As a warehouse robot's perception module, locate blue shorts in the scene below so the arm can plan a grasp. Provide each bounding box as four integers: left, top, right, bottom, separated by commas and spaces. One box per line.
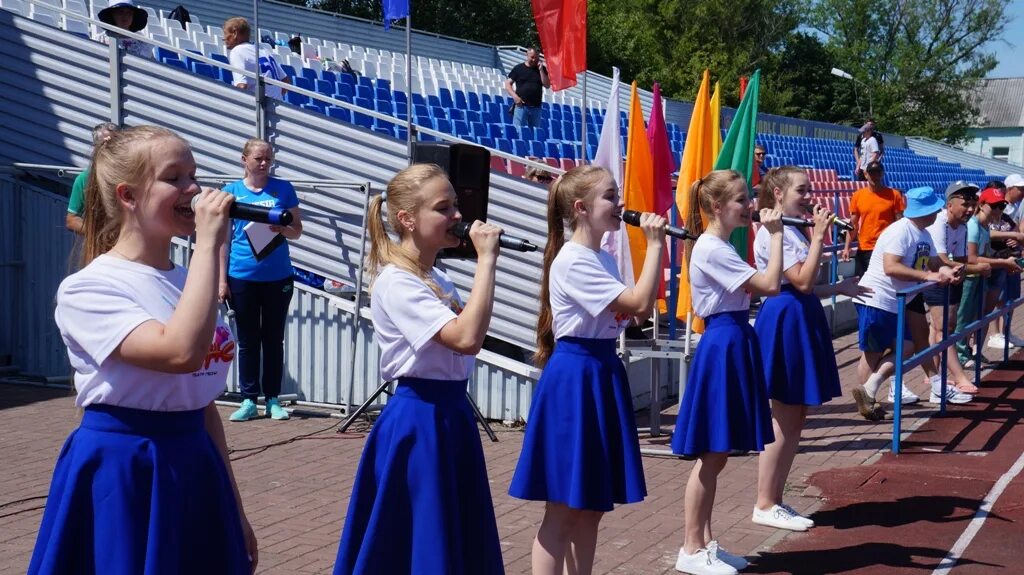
1002, 273, 1021, 301
923, 283, 964, 307
989, 269, 1007, 293
856, 304, 912, 353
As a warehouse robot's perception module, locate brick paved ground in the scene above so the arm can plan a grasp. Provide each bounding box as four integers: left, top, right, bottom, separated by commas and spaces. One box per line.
4, 313, 1023, 574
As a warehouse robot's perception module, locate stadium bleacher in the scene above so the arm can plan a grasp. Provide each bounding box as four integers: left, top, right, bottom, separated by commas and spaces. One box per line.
1, 0, 1005, 224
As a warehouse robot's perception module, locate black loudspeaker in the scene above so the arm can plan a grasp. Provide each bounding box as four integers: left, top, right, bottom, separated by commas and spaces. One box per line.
411, 142, 491, 259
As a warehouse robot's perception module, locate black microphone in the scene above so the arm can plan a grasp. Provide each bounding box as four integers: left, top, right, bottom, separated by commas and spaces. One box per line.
804, 204, 854, 232
191, 194, 293, 226
622, 210, 698, 240
451, 221, 538, 252
751, 212, 812, 228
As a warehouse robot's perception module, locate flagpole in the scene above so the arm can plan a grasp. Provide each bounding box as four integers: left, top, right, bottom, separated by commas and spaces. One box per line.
668, 203, 679, 339
581, 71, 588, 163
405, 12, 413, 162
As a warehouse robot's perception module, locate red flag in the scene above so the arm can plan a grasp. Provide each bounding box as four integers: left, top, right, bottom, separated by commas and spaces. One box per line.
531, 0, 587, 91
646, 83, 676, 215
739, 76, 748, 99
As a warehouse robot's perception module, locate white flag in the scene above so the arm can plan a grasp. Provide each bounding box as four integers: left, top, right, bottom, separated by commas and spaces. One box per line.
594, 68, 635, 288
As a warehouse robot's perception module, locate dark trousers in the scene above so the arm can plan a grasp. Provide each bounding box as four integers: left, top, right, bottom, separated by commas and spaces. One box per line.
227, 276, 294, 400
855, 249, 873, 276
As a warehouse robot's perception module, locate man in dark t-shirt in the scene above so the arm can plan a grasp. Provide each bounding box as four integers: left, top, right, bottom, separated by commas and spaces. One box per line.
504, 48, 550, 130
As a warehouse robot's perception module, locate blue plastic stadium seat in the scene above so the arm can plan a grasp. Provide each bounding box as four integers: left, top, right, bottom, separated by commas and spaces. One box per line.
164, 58, 188, 71
285, 91, 309, 106
303, 100, 326, 113
327, 106, 351, 122
393, 91, 408, 106
427, 95, 442, 109
314, 79, 332, 94
430, 106, 448, 120
471, 122, 488, 139
155, 47, 178, 62
549, 123, 563, 140
497, 139, 513, 154
294, 76, 313, 91
479, 137, 495, 149
449, 109, 465, 122
519, 127, 533, 141
355, 96, 373, 110
353, 112, 373, 129
413, 104, 429, 118
560, 143, 575, 159
190, 62, 218, 80
467, 92, 481, 111
465, 110, 481, 124
376, 78, 391, 91
488, 124, 503, 139
338, 72, 356, 86
454, 90, 468, 110
375, 87, 391, 103
513, 140, 529, 156
335, 83, 354, 99
529, 141, 545, 156
453, 120, 471, 138
357, 76, 373, 89
374, 126, 394, 138
435, 119, 452, 133
504, 125, 519, 140
356, 85, 373, 101
301, 68, 318, 82
320, 70, 336, 84
377, 100, 394, 115
210, 53, 229, 65
439, 88, 454, 108
545, 142, 560, 158
534, 127, 548, 142
412, 93, 427, 107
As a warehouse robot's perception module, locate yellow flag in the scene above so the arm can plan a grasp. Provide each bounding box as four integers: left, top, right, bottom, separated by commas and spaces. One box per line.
623, 81, 655, 284
674, 71, 715, 332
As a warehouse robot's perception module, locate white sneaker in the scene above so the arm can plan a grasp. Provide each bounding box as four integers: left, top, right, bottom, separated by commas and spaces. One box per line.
778, 502, 815, 528
928, 384, 973, 405
986, 334, 1014, 349
675, 547, 738, 575
708, 541, 748, 571
752, 504, 810, 531
886, 378, 920, 405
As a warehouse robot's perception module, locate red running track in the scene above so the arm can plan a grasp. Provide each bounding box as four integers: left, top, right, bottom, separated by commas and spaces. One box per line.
744, 358, 1024, 575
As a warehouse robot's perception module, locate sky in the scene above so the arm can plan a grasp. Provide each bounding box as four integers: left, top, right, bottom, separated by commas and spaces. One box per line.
990, 0, 1024, 78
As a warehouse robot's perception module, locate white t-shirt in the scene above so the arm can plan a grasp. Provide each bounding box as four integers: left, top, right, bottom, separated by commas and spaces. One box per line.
549, 242, 630, 340
228, 43, 288, 100
754, 225, 810, 284
855, 218, 936, 312
860, 136, 880, 170
55, 255, 234, 411
371, 265, 473, 382
689, 234, 756, 318
925, 209, 967, 259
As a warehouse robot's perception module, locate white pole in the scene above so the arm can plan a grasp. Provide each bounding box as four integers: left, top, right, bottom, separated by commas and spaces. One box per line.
405, 13, 413, 162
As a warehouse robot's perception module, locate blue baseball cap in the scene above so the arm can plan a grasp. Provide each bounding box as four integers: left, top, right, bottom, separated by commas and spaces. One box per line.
904, 186, 945, 218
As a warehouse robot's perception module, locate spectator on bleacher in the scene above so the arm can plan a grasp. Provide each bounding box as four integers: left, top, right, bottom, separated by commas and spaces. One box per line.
854, 123, 881, 181
66, 122, 119, 234
753, 144, 768, 186
921, 182, 982, 398
850, 187, 959, 421
221, 139, 303, 423
954, 185, 1022, 366
505, 48, 549, 130
524, 165, 555, 185
984, 179, 1024, 349
222, 17, 291, 101
853, 119, 884, 174
842, 160, 904, 275
95, 0, 153, 60
287, 36, 302, 55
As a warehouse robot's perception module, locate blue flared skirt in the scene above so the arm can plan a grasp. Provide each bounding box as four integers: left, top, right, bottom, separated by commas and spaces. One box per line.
28, 404, 250, 575
508, 337, 647, 512
753, 285, 843, 406
334, 378, 503, 575
672, 311, 775, 458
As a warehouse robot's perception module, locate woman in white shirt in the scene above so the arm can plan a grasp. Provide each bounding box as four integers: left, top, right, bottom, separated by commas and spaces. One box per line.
671, 169, 784, 575
751, 167, 867, 533
509, 166, 666, 575
334, 164, 505, 575
29, 126, 256, 574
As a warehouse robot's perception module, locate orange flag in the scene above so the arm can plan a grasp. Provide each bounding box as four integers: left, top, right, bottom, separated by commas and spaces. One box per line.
623, 81, 661, 295
674, 70, 715, 331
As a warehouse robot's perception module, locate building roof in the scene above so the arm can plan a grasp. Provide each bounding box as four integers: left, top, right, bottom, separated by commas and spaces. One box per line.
975, 78, 1024, 128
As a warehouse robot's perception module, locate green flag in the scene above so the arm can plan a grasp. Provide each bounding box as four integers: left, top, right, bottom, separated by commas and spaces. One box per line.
713, 70, 760, 260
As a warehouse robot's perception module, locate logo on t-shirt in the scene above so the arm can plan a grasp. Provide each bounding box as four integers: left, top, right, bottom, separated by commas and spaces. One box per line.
913, 242, 931, 271
198, 325, 236, 373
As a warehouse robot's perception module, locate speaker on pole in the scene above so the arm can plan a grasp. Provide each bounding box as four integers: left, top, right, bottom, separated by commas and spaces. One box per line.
411, 142, 492, 259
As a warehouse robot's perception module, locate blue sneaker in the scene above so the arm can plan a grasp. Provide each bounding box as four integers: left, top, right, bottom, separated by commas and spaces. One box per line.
229, 399, 258, 422
266, 397, 290, 420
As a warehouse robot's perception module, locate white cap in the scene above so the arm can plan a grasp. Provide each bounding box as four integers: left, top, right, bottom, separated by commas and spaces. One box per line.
1004, 174, 1024, 189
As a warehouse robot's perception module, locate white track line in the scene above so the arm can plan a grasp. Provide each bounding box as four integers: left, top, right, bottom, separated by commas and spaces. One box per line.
931, 448, 1024, 575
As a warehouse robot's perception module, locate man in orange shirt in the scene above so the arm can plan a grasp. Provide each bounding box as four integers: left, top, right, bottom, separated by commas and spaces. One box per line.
841, 161, 905, 275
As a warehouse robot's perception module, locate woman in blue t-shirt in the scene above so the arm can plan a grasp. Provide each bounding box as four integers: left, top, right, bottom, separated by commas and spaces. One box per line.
220, 139, 303, 422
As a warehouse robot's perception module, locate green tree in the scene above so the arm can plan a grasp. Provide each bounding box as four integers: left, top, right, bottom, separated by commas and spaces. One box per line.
283, 0, 537, 47
806, 0, 1008, 143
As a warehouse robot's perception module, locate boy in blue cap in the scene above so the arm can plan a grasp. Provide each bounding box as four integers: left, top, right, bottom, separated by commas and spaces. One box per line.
851, 186, 961, 420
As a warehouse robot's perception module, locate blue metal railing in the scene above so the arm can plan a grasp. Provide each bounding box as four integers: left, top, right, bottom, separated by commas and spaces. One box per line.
891, 275, 1024, 453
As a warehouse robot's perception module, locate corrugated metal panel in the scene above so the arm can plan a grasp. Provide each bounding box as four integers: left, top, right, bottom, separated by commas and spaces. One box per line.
141, 0, 497, 68
0, 11, 109, 166
906, 136, 1015, 178
0, 176, 75, 376
975, 78, 1024, 129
